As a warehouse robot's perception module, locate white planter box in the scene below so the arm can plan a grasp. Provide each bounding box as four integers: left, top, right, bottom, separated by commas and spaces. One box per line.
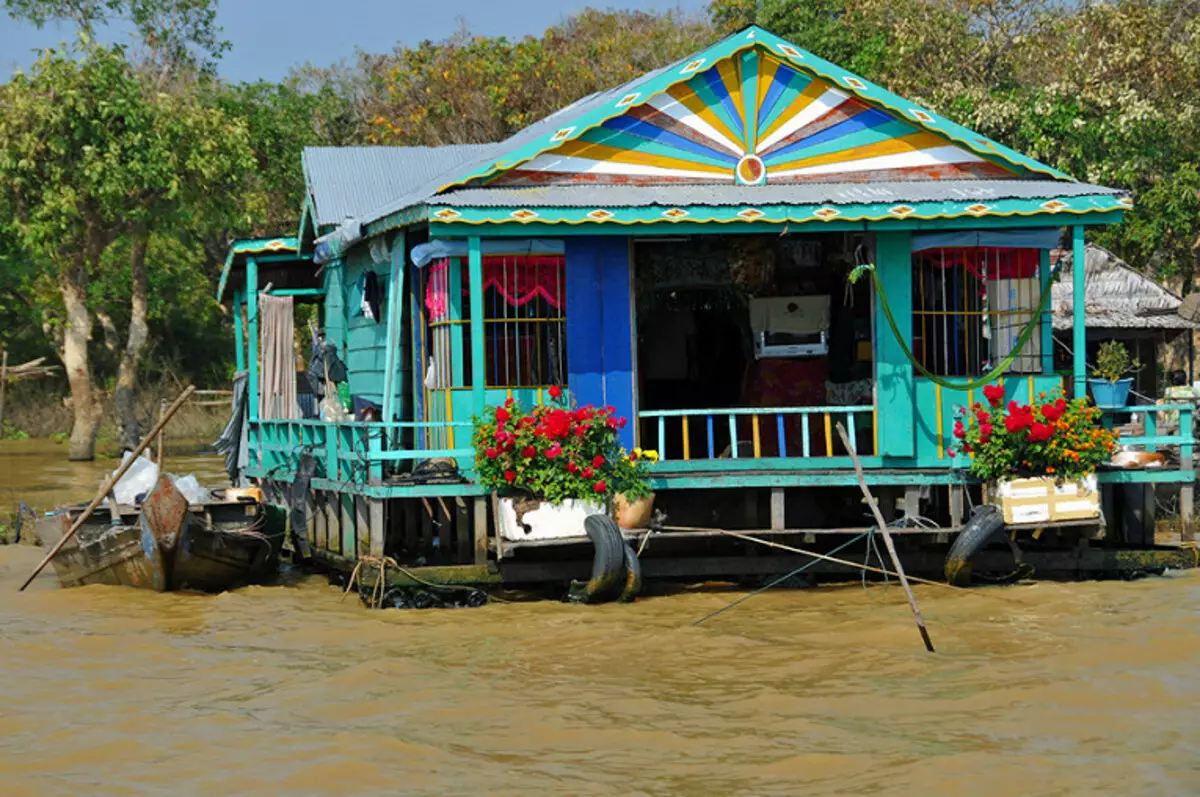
994, 474, 1100, 525
496, 497, 606, 542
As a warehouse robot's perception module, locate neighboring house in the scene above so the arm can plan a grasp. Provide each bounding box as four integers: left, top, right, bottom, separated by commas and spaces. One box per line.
1051, 244, 1200, 398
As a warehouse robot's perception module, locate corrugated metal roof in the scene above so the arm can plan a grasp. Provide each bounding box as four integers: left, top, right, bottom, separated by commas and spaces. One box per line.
1052, 244, 1199, 330
430, 180, 1126, 208
303, 145, 494, 227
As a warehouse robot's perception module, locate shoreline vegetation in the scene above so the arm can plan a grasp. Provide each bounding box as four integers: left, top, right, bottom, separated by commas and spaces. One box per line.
1, 379, 228, 452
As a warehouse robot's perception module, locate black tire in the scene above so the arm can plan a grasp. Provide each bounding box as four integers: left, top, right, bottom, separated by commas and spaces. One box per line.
566, 514, 627, 604
410, 589, 443, 609
618, 543, 643, 603
944, 505, 1006, 586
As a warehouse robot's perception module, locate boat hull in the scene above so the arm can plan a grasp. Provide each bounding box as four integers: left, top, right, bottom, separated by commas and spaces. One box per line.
173, 514, 278, 592
40, 488, 280, 593
38, 511, 171, 591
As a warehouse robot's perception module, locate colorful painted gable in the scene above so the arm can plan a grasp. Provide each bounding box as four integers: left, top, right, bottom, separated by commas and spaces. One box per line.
483, 47, 1019, 188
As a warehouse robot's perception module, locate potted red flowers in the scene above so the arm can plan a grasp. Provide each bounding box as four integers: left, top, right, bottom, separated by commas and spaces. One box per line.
472, 387, 636, 541
952, 385, 1118, 524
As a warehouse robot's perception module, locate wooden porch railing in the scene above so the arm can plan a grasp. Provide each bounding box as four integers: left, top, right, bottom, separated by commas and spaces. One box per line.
638, 406, 877, 462
247, 419, 474, 485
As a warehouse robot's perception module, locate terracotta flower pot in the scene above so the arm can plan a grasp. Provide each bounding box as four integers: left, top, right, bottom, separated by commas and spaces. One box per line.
613, 492, 655, 530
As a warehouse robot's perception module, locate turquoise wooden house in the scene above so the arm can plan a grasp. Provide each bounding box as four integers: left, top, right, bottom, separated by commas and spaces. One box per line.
219, 26, 1194, 586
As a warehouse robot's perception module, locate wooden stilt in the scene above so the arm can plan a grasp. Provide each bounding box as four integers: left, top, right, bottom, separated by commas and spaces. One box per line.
369, 497, 385, 558
355, 497, 370, 558
473, 497, 489, 565
837, 422, 936, 653
770, 488, 785, 531
946, 485, 963, 544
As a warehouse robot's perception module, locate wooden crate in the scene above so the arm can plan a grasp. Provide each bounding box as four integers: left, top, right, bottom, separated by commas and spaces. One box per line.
993, 474, 1100, 525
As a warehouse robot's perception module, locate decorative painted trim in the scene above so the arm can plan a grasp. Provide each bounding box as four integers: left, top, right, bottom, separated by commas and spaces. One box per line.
232, 237, 297, 255
426, 194, 1128, 228
429, 25, 1073, 197
218, 237, 301, 301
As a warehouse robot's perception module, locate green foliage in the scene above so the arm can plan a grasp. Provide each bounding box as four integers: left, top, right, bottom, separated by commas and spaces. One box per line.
1, 422, 30, 440
4, 0, 229, 70
1092, 341, 1141, 384
373, 9, 715, 145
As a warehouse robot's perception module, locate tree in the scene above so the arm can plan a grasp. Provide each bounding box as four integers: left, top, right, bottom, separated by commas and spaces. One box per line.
0, 42, 253, 458
3, 0, 229, 72
372, 9, 717, 145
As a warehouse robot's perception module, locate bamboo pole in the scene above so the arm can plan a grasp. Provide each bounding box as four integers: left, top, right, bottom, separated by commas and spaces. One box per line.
156, 399, 167, 466
18, 385, 197, 592
836, 421, 936, 653
0, 349, 7, 430
712, 528, 1023, 605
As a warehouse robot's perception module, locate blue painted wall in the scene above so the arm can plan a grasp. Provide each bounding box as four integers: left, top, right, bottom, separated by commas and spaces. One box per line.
565, 237, 636, 449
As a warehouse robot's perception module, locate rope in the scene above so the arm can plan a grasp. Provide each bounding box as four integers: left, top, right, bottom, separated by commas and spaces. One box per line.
849, 263, 1054, 390
341, 554, 507, 607
691, 532, 868, 626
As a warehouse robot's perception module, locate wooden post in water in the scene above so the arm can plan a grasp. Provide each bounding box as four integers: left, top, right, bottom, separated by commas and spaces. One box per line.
836, 422, 936, 653
18, 386, 196, 592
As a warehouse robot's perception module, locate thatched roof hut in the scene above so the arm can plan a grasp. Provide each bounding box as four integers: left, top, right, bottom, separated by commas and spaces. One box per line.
1052, 244, 1200, 331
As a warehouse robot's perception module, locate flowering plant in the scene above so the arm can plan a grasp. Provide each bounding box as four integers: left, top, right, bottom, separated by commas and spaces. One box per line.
609, 447, 659, 501
473, 387, 649, 504
951, 385, 1118, 482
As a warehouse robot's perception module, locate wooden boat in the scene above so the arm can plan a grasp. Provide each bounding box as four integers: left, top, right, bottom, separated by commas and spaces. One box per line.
171, 488, 280, 592
35, 477, 282, 592
35, 503, 171, 591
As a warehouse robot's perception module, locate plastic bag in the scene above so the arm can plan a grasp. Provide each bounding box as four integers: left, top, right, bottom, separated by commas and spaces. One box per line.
170, 474, 208, 506
112, 453, 159, 505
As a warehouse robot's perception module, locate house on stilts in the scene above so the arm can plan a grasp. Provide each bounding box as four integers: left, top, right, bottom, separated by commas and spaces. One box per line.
217, 26, 1196, 592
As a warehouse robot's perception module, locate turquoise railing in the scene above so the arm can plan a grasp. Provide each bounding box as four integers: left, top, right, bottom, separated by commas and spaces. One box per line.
247, 419, 475, 485
638, 405, 876, 462
1100, 404, 1194, 462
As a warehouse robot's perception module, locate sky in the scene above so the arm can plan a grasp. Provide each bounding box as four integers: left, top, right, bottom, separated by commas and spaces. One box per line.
0, 0, 712, 83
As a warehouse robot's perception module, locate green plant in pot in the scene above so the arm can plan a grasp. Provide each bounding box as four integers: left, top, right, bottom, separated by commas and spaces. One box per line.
610, 447, 658, 530
1088, 341, 1140, 407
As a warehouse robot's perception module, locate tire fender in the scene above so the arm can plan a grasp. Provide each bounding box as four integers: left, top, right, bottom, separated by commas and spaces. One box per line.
567, 514, 627, 604
618, 543, 643, 603
944, 505, 1006, 586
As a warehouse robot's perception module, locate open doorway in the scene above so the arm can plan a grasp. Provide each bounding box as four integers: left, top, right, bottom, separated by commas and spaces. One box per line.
633, 233, 875, 459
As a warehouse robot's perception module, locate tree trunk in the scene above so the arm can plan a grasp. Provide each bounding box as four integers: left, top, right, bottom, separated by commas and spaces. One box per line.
115, 231, 150, 452
60, 274, 100, 461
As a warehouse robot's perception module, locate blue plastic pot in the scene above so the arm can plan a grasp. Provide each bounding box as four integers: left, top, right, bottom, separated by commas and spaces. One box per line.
1088, 377, 1133, 407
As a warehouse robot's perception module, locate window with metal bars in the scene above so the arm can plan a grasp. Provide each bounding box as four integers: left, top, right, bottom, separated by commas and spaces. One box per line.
422, 256, 567, 389
911, 248, 1043, 376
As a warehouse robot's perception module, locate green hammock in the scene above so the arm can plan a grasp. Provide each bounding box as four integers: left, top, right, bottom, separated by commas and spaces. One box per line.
849, 263, 1053, 391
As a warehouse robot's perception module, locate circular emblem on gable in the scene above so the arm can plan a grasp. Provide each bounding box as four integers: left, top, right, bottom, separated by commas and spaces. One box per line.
736, 155, 766, 186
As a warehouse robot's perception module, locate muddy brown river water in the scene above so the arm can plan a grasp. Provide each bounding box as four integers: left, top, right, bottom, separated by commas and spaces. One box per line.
1, 441, 1198, 795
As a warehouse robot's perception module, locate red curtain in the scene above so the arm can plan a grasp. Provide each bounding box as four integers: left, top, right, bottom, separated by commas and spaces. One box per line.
915, 247, 1039, 281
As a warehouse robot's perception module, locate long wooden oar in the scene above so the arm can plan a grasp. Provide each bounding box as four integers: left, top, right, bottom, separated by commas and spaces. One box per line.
836, 422, 935, 653
19, 385, 196, 591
